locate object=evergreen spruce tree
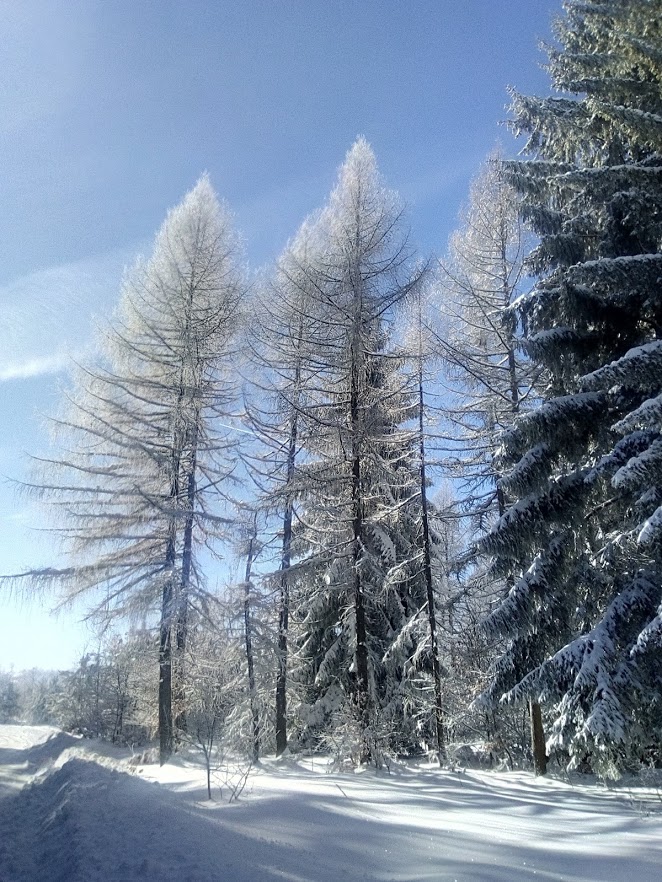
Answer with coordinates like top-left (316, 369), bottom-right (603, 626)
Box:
top-left (481, 0), bottom-right (662, 773)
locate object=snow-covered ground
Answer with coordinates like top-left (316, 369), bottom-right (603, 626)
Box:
top-left (0, 725), bottom-right (660, 881)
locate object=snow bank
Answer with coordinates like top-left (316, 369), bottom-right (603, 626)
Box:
top-left (1, 725), bottom-right (661, 881)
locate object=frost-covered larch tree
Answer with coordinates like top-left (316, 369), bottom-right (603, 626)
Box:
top-left (243, 218), bottom-right (328, 755)
top-left (407, 287), bottom-right (447, 762)
top-left (435, 152), bottom-right (533, 520)
top-left (432, 155), bottom-right (544, 768)
top-left (290, 139), bottom-right (431, 761)
top-left (11, 176), bottom-right (244, 763)
top-left (481, 0), bottom-right (662, 773)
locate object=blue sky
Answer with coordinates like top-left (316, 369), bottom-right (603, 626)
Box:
top-left (0, 0), bottom-right (561, 670)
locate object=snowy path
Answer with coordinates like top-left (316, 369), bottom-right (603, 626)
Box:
top-left (0, 726), bottom-right (660, 881)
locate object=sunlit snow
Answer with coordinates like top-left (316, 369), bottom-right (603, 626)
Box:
top-left (1, 725), bottom-right (660, 881)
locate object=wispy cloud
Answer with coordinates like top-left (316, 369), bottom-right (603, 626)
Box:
top-left (0, 246), bottom-right (136, 384)
top-left (0, 354), bottom-right (72, 383)
top-left (0, 507), bottom-right (32, 525)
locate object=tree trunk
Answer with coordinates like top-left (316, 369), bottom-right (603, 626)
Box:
top-left (175, 420), bottom-right (199, 734)
top-left (94, 650), bottom-right (102, 738)
top-left (159, 576), bottom-right (174, 765)
top-left (350, 361), bottom-right (371, 758)
top-left (276, 405), bottom-right (298, 756)
top-left (243, 521), bottom-right (260, 762)
top-left (418, 359), bottom-right (445, 764)
top-left (159, 467), bottom-right (179, 765)
top-left (529, 699), bottom-right (547, 775)
top-left (505, 318), bottom-right (548, 775)
top-left (275, 544), bottom-right (290, 756)
top-left (161, 350), bottom-right (188, 761)
top-left (173, 282), bottom-right (200, 736)
top-left (113, 670), bottom-right (125, 744)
